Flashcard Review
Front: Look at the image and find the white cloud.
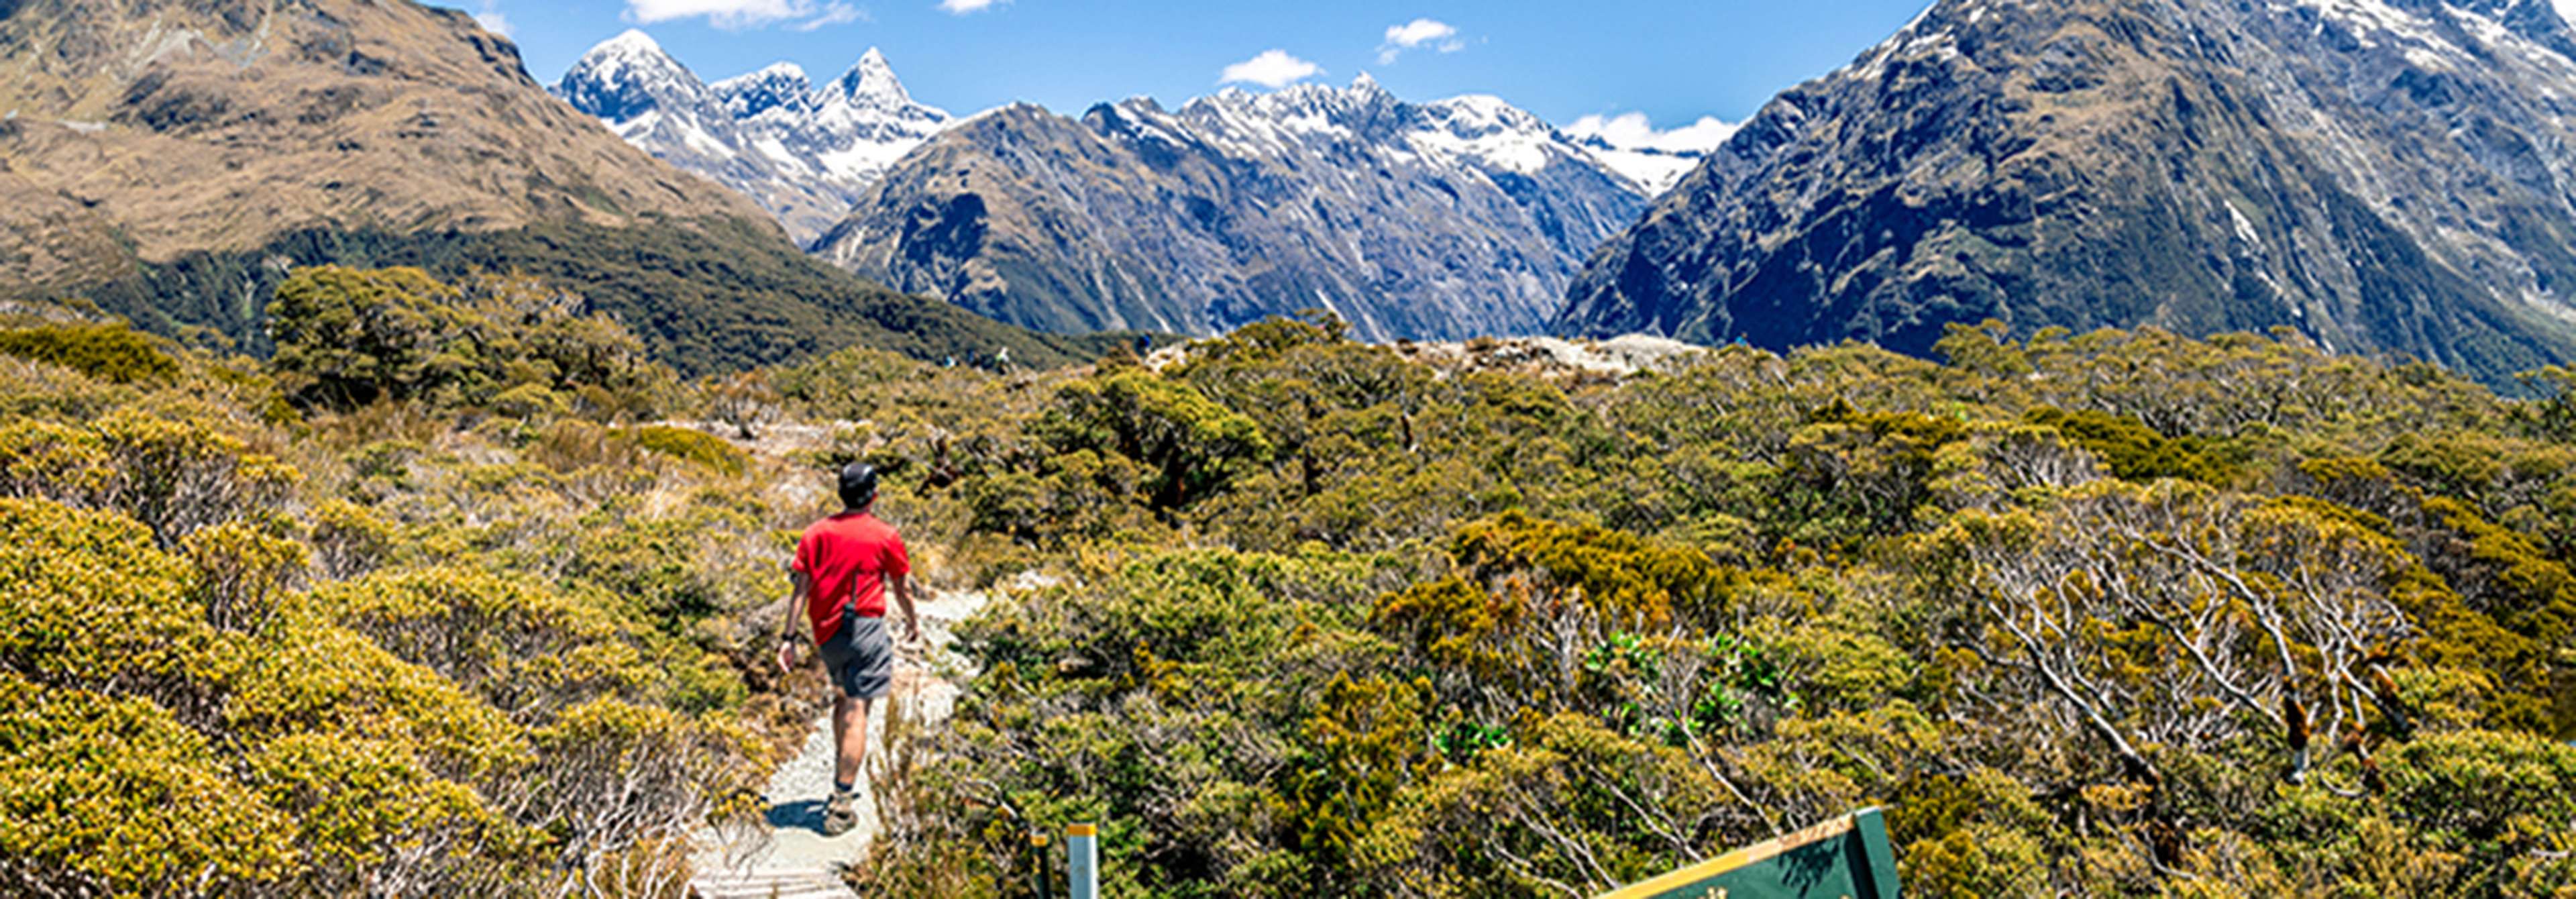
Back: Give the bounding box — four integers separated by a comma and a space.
2559, 0, 2576, 25
794, 2, 867, 29
938, 0, 1007, 13
1377, 17, 1463, 64
1564, 111, 1738, 154
625, 0, 855, 30
473, 0, 513, 37
1220, 50, 1323, 89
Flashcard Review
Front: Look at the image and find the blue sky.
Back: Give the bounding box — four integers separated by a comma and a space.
463, 0, 1932, 136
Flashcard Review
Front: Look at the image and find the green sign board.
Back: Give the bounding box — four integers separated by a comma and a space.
1596, 808, 1898, 899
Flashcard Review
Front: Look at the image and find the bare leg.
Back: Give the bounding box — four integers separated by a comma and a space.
835, 695, 872, 789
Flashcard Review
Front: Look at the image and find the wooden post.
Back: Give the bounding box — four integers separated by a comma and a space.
1066, 823, 1098, 899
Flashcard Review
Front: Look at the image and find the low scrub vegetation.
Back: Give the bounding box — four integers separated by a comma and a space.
835, 316, 2576, 896
0, 273, 824, 897
3, 269, 2573, 896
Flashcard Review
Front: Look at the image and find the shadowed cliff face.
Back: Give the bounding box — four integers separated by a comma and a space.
812, 81, 1653, 343
1558, 0, 2576, 384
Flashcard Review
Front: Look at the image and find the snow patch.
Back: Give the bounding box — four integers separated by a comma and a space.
1562, 111, 1735, 193
2227, 202, 2261, 245
816, 139, 927, 180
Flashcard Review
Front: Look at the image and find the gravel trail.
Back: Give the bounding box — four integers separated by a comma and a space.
687, 588, 990, 898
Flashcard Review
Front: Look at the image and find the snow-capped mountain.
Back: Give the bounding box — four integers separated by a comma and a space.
1559, 0, 2576, 384
1562, 113, 1739, 194
553, 32, 951, 245
811, 76, 1655, 341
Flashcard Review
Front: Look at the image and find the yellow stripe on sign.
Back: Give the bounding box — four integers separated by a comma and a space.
1067, 823, 1097, 837
1595, 815, 1858, 899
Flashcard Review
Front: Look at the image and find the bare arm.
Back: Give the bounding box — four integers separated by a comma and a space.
775, 570, 811, 674
780, 569, 812, 640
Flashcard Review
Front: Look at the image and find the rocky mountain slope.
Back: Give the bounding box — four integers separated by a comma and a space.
1557, 0, 2576, 382
0, 0, 1108, 372
811, 77, 1654, 341
0, 0, 762, 279
553, 32, 951, 246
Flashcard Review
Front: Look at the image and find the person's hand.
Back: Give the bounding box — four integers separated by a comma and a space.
775, 639, 797, 674
900, 617, 924, 651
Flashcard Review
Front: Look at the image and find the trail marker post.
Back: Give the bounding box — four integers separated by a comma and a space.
1066, 823, 1099, 899
1030, 831, 1053, 899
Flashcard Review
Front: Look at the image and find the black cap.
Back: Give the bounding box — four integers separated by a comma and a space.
838, 462, 879, 508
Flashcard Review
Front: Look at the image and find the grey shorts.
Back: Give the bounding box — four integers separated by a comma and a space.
817, 615, 893, 700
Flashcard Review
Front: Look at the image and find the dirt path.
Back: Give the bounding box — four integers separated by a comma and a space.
686, 588, 990, 898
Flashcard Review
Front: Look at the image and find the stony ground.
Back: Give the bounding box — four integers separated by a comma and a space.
686, 587, 990, 898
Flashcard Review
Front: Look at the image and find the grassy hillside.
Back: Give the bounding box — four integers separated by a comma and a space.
0, 0, 770, 284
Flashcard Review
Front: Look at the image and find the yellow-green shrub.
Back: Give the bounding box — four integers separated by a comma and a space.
244, 732, 510, 879
0, 498, 228, 688
627, 424, 749, 476
93, 407, 301, 544
0, 419, 114, 503
0, 322, 179, 384
300, 568, 635, 712
224, 618, 527, 779
0, 674, 296, 898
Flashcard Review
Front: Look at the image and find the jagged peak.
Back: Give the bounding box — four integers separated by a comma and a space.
1421, 93, 1544, 130
1255, 74, 1399, 115
718, 61, 811, 88
1093, 95, 1173, 124
954, 101, 1056, 128
557, 28, 706, 121
564, 29, 689, 82
596, 29, 664, 56
1087, 96, 1195, 144
832, 48, 911, 107
570, 28, 686, 79
711, 61, 817, 119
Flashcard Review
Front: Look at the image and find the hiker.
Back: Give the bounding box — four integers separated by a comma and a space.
776, 462, 921, 837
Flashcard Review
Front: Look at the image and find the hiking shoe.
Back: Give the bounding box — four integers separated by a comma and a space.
821, 792, 858, 837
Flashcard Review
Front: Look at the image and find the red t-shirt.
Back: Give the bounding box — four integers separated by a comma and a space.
792, 512, 910, 644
